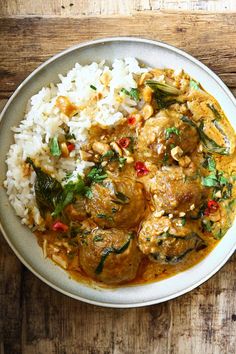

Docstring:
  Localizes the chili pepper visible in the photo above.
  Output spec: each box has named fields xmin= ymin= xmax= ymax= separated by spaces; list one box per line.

xmin=52 ymin=221 xmax=69 ymax=232
xmin=118 ymin=137 xmax=130 ymax=149
xmin=134 ymin=161 xmax=149 ymax=177
xmin=67 ymin=142 xmax=75 ymax=152
xmin=127 ymin=116 xmax=136 ymax=125
xmin=204 ymin=200 xmax=219 ymax=215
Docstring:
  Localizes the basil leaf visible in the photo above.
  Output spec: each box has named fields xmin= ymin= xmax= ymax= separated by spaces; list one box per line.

xmin=49 ymin=136 xmax=61 ymax=157
xmin=90 ymin=85 xmax=97 ymax=90
xmin=207 ymin=103 xmax=221 ymax=120
xmin=95 ymin=233 xmax=133 ymax=274
xmin=181 ymin=116 xmax=229 ymax=155
xmin=121 ymin=88 xmax=139 ymax=102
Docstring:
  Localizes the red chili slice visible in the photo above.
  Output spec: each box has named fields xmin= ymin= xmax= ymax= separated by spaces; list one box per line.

xmin=134 ymin=161 xmax=149 ymax=177
xmin=204 ymin=200 xmax=219 ymax=215
xmin=52 ymin=221 xmax=69 ymax=232
xmin=118 ymin=137 xmax=130 ymax=149
xmin=67 ymin=142 xmax=75 ymax=152
xmin=127 ymin=116 xmax=136 ymax=125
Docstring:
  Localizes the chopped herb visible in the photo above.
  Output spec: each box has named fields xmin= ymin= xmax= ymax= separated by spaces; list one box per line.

xmin=87 ymin=166 xmax=107 ymax=183
xmin=118 ymin=157 xmax=127 ymax=168
xmin=213 ymin=229 xmax=225 ymax=240
xmin=202 ymin=155 xmax=216 ymax=172
xmin=202 ymin=219 xmax=213 ymax=232
xmin=95 ymin=233 xmax=133 ymax=274
xmin=181 ymin=116 xmax=229 ymax=155
xmin=181 ymin=217 xmax=186 ymax=226
xmin=101 ymin=150 xmax=115 ymax=159
xmin=93 ymin=235 xmax=103 ymax=242
xmin=52 ymin=175 xmax=92 ymax=217
xmin=96 ymin=213 xmax=113 ymax=221
xmin=165 ymin=127 xmax=180 ymax=140
xmin=207 ymin=103 xmax=221 ymax=120
xmin=190 ymin=79 xmax=200 ymax=90
xmin=163 ymin=152 xmax=169 ymax=164
xmin=49 ymin=136 xmax=61 ymax=157
xmin=146 ymin=237 xmax=151 ymax=242
xmin=111 ymin=207 xmax=118 ymax=214
xmin=90 ymin=84 xmax=97 ymax=91
xmin=111 ymin=191 xmax=130 ymax=205
xmin=201 ymin=174 xmax=219 ymax=187
xmin=121 ymin=88 xmax=139 ymax=102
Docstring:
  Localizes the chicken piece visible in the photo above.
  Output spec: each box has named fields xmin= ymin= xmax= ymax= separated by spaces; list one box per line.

xmin=149 ymin=166 xmax=206 ymax=215
xmin=86 ymin=177 xmax=146 ymax=228
xmin=137 ymin=110 xmax=199 ymax=163
xmin=79 ymin=228 xmax=141 ymax=284
xmin=138 ymin=215 xmax=206 ymax=263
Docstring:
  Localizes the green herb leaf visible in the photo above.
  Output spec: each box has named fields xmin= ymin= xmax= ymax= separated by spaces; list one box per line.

xmin=93 ymin=235 xmax=103 ymax=242
xmin=190 ymin=79 xmax=200 ymax=90
xmin=121 ymin=88 xmax=139 ymax=102
xmin=146 ymin=80 xmax=180 ymax=96
xmin=95 ymin=233 xmax=133 ymax=274
xmin=181 ymin=116 xmax=229 ymax=155
xmin=96 ymin=213 xmax=113 ymax=221
xmin=201 ymin=174 xmax=219 ymax=187
xmin=165 ymin=127 xmax=180 ymax=140
xmin=207 ymin=103 xmax=221 ymax=120
xmin=181 ymin=217 xmax=186 ymax=226
xmin=202 ymin=219 xmax=213 ymax=232
xmin=49 ymin=136 xmax=61 ymax=157
xmin=111 ymin=191 xmax=130 ymax=205
xmin=26 ymin=158 xmax=63 ymax=213
xmin=87 ymin=166 xmax=107 ymax=183
xmin=90 ymin=85 xmax=97 ymax=91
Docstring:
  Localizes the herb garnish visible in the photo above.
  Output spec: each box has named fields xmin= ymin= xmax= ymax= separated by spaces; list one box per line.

xmin=190 ymin=79 xmax=200 ymax=90
xmin=95 ymin=233 xmax=133 ymax=274
xmin=146 ymin=80 xmax=180 ymax=109
xmin=207 ymin=103 xmax=221 ymax=120
xmin=49 ymin=136 xmax=61 ymax=157
xmin=90 ymin=85 xmax=97 ymax=91
xmin=93 ymin=235 xmax=103 ymax=242
xmin=26 ymin=158 xmax=63 ymax=213
xmin=111 ymin=191 xmax=130 ymax=205
xmin=165 ymin=127 xmax=180 ymax=140
xmin=181 ymin=116 xmax=229 ymax=155
xmin=87 ymin=166 xmax=108 ymax=183
xmin=121 ymin=88 xmax=140 ymax=102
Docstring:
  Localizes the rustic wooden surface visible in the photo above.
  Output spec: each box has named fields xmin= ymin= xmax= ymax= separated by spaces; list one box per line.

xmin=1 ymin=11 xmax=236 ymax=354
xmin=0 ymin=0 xmax=235 ymax=16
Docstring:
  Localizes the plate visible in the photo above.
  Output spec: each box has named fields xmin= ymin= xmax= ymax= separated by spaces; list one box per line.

xmin=0 ymin=37 xmax=236 ymax=308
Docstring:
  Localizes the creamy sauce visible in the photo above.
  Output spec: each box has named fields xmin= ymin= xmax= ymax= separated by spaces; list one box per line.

xmin=35 ymin=67 xmax=236 ymax=287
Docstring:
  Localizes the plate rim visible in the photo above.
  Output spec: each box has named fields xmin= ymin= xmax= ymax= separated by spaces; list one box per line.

xmin=1 ymin=36 xmax=236 ymax=308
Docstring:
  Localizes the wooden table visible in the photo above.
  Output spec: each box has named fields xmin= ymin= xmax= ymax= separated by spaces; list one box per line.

xmin=1 ymin=2 xmax=236 ymax=353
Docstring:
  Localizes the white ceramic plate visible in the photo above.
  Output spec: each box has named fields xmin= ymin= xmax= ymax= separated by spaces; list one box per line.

xmin=0 ymin=37 xmax=236 ymax=308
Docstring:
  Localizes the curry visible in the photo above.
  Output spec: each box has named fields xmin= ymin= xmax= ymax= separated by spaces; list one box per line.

xmin=30 ymin=67 xmax=236 ymax=286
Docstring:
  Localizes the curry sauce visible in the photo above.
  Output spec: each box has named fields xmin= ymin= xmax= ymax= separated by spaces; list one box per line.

xmin=33 ymin=67 xmax=236 ymax=287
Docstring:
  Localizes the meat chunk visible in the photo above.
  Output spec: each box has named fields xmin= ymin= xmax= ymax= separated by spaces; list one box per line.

xmin=149 ymin=166 xmax=206 ymax=215
xmin=79 ymin=228 xmax=141 ymax=284
xmin=138 ymin=215 xmax=206 ymax=263
xmin=86 ymin=177 xmax=146 ymax=228
xmin=137 ymin=110 xmax=199 ymax=163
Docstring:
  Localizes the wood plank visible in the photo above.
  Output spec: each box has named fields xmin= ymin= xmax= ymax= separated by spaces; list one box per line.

xmin=0 ymin=0 xmax=235 ymax=17
xmin=1 ymin=12 xmax=236 ymax=354
xmin=0 ymin=13 xmax=236 ymax=100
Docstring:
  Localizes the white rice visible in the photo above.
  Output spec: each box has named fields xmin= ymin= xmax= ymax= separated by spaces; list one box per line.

xmin=4 ymin=58 xmax=147 ymax=229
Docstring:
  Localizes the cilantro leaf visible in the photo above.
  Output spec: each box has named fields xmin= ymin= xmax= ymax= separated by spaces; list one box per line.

xmin=49 ymin=136 xmax=61 ymax=157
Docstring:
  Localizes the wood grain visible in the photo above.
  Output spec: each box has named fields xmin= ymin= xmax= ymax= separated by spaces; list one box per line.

xmin=0 ymin=0 xmax=235 ymax=17
xmin=1 ymin=12 xmax=236 ymax=354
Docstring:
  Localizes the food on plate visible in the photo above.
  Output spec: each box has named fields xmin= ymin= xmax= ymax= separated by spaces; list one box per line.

xmin=4 ymin=58 xmax=236 ymax=286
